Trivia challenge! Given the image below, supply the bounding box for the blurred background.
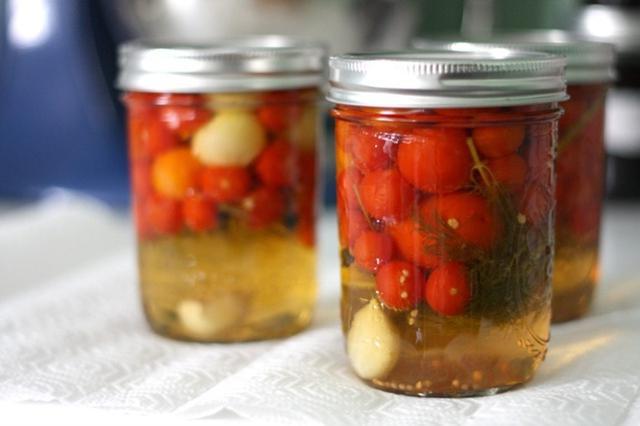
[1,0,639,207]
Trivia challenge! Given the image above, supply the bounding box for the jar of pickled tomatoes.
[328,49,567,396]
[117,37,325,342]
[414,33,616,322]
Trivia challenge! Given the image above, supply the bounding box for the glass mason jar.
[327,50,567,396]
[414,33,615,322]
[117,37,325,342]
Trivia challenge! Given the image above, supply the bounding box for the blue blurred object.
[0,0,128,205]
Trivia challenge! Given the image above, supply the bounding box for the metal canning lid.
[413,31,616,84]
[117,35,326,93]
[327,49,567,108]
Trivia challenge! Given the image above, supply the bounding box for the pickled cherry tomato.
[337,167,363,210]
[472,126,525,158]
[297,151,317,188]
[486,154,527,191]
[424,262,471,316]
[257,104,300,133]
[397,128,471,193]
[338,206,369,249]
[131,161,153,197]
[388,219,441,269]
[159,106,212,139]
[419,193,498,250]
[133,199,153,239]
[256,140,296,187]
[128,112,178,160]
[243,187,286,229]
[375,260,423,310]
[200,166,251,203]
[358,169,413,221]
[183,194,218,232]
[145,193,183,235]
[348,127,395,172]
[152,148,202,199]
[352,230,394,272]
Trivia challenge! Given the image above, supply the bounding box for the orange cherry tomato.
[352,230,394,272]
[183,194,218,232]
[397,128,471,193]
[256,140,296,187]
[348,126,396,172]
[472,126,525,158]
[128,111,178,161]
[257,104,300,134]
[145,193,183,235]
[486,154,527,191]
[388,219,441,269]
[337,167,363,211]
[419,192,499,251]
[424,261,471,316]
[200,166,252,203]
[158,106,212,139]
[243,187,286,229]
[375,260,423,310]
[358,168,414,222]
[131,161,153,197]
[151,148,202,199]
[519,183,551,228]
[338,206,370,249]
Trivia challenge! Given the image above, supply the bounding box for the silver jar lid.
[117,35,326,93]
[413,31,615,84]
[327,49,567,108]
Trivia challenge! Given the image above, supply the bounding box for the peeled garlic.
[347,298,400,380]
[205,93,260,111]
[177,294,243,338]
[192,111,266,166]
[288,106,317,150]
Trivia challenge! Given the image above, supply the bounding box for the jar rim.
[117,36,326,93]
[327,48,568,108]
[413,31,616,83]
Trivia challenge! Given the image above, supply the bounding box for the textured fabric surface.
[0,195,639,425]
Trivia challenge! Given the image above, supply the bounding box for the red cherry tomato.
[348,126,396,172]
[257,104,300,134]
[358,169,414,222]
[297,151,316,189]
[472,126,525,158]
[397,128,471,193]
[486,154,527,191]
[145,193,183,235]
[352,230,394,272]
[200,166,252,203]
[133,198,153,239]
[131,161,153,197]
[419,193,499,251]
[338,206,370,249]
[256,140,296,187]
[128,111,178,161]
[388,219,441,269]
[376,260,423,310]
[243,187,286,229]
[183,194,218,232]
[424,262,471,316]
[337,167,363,211]
[158,106,211,139]
[519,183,552,228]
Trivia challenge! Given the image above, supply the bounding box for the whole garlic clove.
[206,93,261,111]
[288,106,317,150]
[177,294,243,339]
[347,298,400,380]
[192,111,266,166]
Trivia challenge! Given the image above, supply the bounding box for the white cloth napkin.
[0,194,639,425]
